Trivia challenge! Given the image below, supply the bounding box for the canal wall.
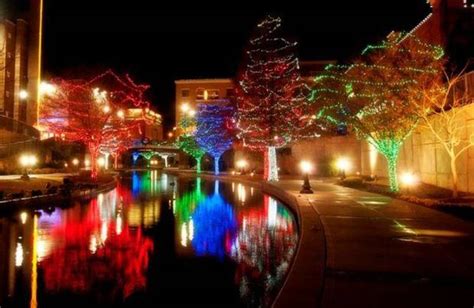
[169,170,326,308]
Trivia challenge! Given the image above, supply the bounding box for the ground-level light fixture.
[336,157,351,180]
[400,171,418,193]
[19,154,37,180]
[299,160,314,194]
[168,132,173,138]
[72,158,79,166]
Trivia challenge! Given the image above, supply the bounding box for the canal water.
[0,171,298,307]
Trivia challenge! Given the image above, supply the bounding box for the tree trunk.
[88,144,99,180]
[196,157,202,174]
[263,146,278,181]
[104,153,110,170]
[214,155,220,175]
[114,154,118,169]
[263,148,269,180]
[450,155,459,198]
[386,156,399,192]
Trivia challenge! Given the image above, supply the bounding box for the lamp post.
[236,159,248,175]
[299,160,314,194]
[19,154,37,180]
[336,157,350,180]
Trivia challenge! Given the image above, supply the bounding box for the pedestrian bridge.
[129,143,180,167]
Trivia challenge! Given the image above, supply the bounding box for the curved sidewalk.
[272,179,474,308]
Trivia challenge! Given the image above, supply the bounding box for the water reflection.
[0,172,298,307]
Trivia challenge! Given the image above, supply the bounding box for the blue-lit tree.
[195,104,235,175]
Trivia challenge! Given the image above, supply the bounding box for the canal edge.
[166,170,327,308]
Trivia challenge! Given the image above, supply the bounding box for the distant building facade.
[174,78,234,129]
[0,0,42,144]
[411,0,473,66]
[126,108,163,143]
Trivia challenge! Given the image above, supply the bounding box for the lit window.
[196,88,205,99]
[207,89,219,99]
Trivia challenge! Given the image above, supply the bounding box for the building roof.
[175,78,234,84]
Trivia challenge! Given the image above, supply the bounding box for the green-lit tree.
[313,33,444,191]
[176,114,205,173]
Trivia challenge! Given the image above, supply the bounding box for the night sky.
[41,0,431,131]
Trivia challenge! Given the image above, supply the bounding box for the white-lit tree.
[236,15,310,181]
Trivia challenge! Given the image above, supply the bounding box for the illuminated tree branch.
[39,70,150,178]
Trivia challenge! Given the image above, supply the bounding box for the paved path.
[0,173,71,181]
[273,179,474,308]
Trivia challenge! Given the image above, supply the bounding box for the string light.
[176,114,205,173]
[195,103,235,175]
[39,70,150,179]
[311,32,444,192]
[236,15,313,181]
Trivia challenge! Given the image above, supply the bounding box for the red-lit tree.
[40,70,150,178]
[236,15,310,181]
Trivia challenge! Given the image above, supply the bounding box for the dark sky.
[41,0,432,131]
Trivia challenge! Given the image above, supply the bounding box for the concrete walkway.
[273,179,474,308]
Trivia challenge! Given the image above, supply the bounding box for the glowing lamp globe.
[180,103,190,113]
[300,160,313,174]
[336,157,351,171]
[236,159,248,169]
[19,90,28,100]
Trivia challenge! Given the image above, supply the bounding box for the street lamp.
[299,160,314,194]
[400,171,418,193]
[19,154,37,180]
[180,103,190,113]
[336,157,351,180]
[236,159,248,174]
[19,90,28,100]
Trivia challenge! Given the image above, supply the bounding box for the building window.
[196,88,205,99]
[7,33,12,39]
[226,88,233,97]
[181,89,190,98]
[207,89,219,99]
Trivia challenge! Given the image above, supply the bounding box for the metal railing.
[0,115,40,141]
